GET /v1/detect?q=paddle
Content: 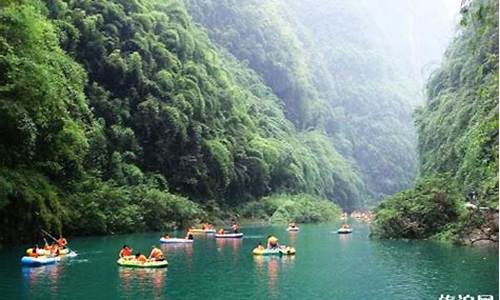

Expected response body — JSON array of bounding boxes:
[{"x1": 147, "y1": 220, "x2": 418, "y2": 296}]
[{"x1": 41, "y1": 229, "x2": 58, "y2": 243}]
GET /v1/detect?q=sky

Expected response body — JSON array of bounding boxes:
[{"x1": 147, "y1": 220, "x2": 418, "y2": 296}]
[
  {"x1": 358, "y1": 0, "x2": 462, "y2": 102},
  {"x1": 442, "y1": 0, "x2": 464, "y2": 18}
]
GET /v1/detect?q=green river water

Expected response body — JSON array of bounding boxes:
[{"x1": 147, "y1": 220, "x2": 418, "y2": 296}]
[{"x1": 0, "y1": 223, "x2": 498, "y2": 300}]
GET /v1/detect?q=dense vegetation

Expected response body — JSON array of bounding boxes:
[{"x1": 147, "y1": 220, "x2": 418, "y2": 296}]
[
  {"x1": 0, "y1": 0, "x2": 365, "y2": 243},
  {"x1": 416, "y1": 0, "x2": 499, "y2": 207},
  {"x1": 239, "y1": 193, "x2": 342, "y2": 224},
  {"x1": 3, "y1": 0, "x2": 462, "y2": 244},
  {"x1": 373, "y1": 0, "x2": 499, "y2": 244},
  {"x1": 187, "y1": 0, "x2": 418, "y2": 202},
  {"x1": 372, "y1": 175, "x2": 463, "y2": 239}
]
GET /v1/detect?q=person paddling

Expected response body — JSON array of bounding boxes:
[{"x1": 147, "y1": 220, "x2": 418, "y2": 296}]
[
  {"x1": 119, "y1": 245, "x2": 133, "y2": 258},
  {"x1": 186, "y1": 230, "x2": 194, "y2": 240},
  {"x1": 148, "y1": 246, "x2": 165, "y2": 261},
  {"x1": 256, "y1": 242, "x2": 265, "y2": 250},
  {"x1": 27, "y1": 245, "x2": 40, "y2": 258},
  {"x1": 43, "y1": 238, "x2": 50, "y2": 251},
  {"x1": 49, "y1": 242, "x2": 60, "y2": 257},
  {"x1": 57, "y1": 234, "x2": 68, "y2": 249},
  {"x1": 231, "y1": 222, "x2": 239, "y2": 233}
]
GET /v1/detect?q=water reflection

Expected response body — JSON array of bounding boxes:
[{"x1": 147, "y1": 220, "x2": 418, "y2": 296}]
[
  {"x1": 253, "y1": 255, "x2": 265, "y2": 271},
  {"x1": 217, "y1": 238, "x2": 242, "y2": 267},
  {"x1": 161, "y1": 243, "x2": 193, "y2": 254},
  {"x1": 118, "y1": 267, "x2": 167, "y2": 299},
  {"x1": 161, "y1": 242, "x2": 194, "y2": 268},
  {"x1": 22, "y1": 264, "x2": 63, "y2": 295},
  {"x1": 253, "y1": 255, "x2": 296, "y2": 298},
  {"x1": 338, "y1": 232, "x2": 351, "y2": 245},
  {"x1": 288, "y1": 231, "x2": 298, "y2": 247},
  {"x1": 216, "y1": 238, "x2": 242, "y2": 253},
  {"x1": 268, "y1": 257, "x2": 279, "y2": 297}
]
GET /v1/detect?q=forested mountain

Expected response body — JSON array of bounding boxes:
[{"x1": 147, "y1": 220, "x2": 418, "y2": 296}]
[
  {"x1": 0, "y1": 0, "x2": 455, "y2": 244},
  {"x1": 416, "y1": 0, "x2": 498, "y2": 206},
  {"x1": 187, "y1": 0, "x2": 418, "y2": 201},
  {"x1": 373, "y1": 0, "x2": 499, "y2": 244},
  {"x1": 287, "y1": 0, "x2": 419, "y2": 200},
  {"x1": 0, "y1": 0, "x2": 360, "y2": 243}
]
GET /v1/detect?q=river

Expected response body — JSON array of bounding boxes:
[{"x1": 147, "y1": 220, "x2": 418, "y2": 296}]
[{"x1": 0, "y1": 222, "x2": 498, "y2": 299}]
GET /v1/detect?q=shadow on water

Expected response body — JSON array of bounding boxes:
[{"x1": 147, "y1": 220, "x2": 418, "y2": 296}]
[
  {"x1": 253, "y1": 255, "x2": 296, "y2": 299},
  {"x1": 118, "y1": 267, "x2": 167, "y2": 300}
]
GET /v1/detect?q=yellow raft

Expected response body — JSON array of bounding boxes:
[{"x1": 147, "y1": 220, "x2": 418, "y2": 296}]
[
  {"x1": 116, "y1": 258, "x2": 168, "y2": 268},
  {"x1": 252, "y1": 246, "x2": 296, "y2": 256}
]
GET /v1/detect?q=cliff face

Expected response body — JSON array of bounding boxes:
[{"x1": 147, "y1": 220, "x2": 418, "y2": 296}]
[
  {"x1": 461, "y1": 209, "x2": 498, "y2": 247},
  {"x1": 416, "y1": 0, "x2": 499, "y2": 207},
  {"x1": 373, "y1": 0, "x2": 499, "y2": 245}
]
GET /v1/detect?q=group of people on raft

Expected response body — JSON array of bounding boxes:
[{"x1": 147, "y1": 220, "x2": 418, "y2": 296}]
[
  {"x1": 122, "y1": 221, "x2": 241, "y2": 263},
  {"x1": 255, "y1": 235, "x2": 280, "y2": 250},
  {"x1": 200, "y1": 223, "x2": 215, "y2": 230},
  {"x1": 26, "y1": 221, "x2": 291, "y2": 265},
  {"x1": 122, "y1": 221, "x2": 234, "y2": 263},
  {"x1": 161, "y1": 221, "x2": 240, "y2": 241},
  {"x1": 217, "y1": 221, "x2": 239, "y2": 234},
  {"x1": 27, "y1": 235, "x2": 68, "y2": 258},
  {"x1": 119, "y1": 245, "x2": 165, "y2": 263},
  {"x1": 340, "y1": 223, "x2": 351, "y2": 230},
  {"x1": 163, "y1": 229, "x2": 195, "y2": 241},
  {"x1": 163, "y1": 222, "x2": 240, "y2": 237}
]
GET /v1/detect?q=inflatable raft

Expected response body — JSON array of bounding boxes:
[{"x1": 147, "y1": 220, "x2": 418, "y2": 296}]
[
  {"x1": 215, "y1": 233, "x2": 243, "y2": 238},
  {"x1": 21, "y1": 256, "x2": 60, "y2": 267},
  {"x1": 159, "y1": 237, "x2": 193, "y2": 243},
  {"x1": 21, "y1": 251, "x2": 77, "y2": 267},
  {"x1": 287, "y1": 227, "x2": 299, "y2": 231},
  {"x1": 116, "y1": 258, "x2": 168, "y2": 268},
  {"x1": 337, "y1": 228, "x2": 353, "y2": 234},
  {"x1": 252, "y1": 246, "x2": 296, "y2": 256}
]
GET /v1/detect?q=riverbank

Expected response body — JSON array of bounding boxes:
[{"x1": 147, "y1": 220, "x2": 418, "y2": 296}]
[
  {"x1": 0, "y1": 192, "x2": 344, "y2": 248},
  {"x1": 371, "y1": 175, "x2": 499, "y2": 248}
]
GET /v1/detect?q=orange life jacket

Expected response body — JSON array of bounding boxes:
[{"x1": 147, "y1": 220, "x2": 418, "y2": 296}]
[
  {"x1": 120, "y1": 247, "x2": 132, "y2": 257},
  {"x1": 57, "y1": 238, "x2": 67, "y2": 247},
  {"x1": 28, "y1": 249, "x2": 38, "y2": 257}
]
